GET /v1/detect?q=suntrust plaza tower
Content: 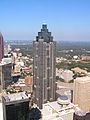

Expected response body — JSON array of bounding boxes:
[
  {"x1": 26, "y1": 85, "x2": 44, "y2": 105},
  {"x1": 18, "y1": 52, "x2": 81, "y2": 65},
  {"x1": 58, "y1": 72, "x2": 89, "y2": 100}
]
[{"x1": 33, "y1": 24, "x2": 56, "y2": 109}]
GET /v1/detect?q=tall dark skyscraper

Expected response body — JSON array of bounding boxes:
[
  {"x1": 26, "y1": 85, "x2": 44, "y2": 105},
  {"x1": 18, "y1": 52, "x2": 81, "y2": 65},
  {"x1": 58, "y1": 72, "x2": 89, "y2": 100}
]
[
  {"x1": 0, "y1": 33, "x2": 4, "y2": 62},
  {"x1": 33, "y1": 24, "x2": 56, "y2": 109}
]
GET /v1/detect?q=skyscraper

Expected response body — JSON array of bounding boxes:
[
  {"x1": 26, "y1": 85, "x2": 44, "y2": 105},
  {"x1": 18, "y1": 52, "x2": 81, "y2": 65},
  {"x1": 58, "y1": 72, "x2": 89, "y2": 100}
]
[
  {"x1": 0, "y1": 62, "x2": 12, "y2": 92},
  {"x1": 33, "y1": 24, "x2": 56, "y2": 109},
  {"x1": 0, "y1": 33, "x2": 4, "y2": 62}
]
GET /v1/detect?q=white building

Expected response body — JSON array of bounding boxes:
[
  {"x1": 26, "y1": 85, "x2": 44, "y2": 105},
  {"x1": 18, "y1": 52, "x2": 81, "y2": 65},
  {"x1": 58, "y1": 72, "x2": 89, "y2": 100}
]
[
  {"x1": 61, "y1": 70, "x2": 74, "y2": 82},
  {"x1": 56, "y1": 69, "x2": 74, "y2": 82},
  {"x1": 0, "y1": 100, "x2": 4, "y2": 120},
  {"x1": 42, "y1": 95, "x2": 76, "y2": 120},
  {"x1": 2, "y1": 58, "x2": 12, "y2": 64}
]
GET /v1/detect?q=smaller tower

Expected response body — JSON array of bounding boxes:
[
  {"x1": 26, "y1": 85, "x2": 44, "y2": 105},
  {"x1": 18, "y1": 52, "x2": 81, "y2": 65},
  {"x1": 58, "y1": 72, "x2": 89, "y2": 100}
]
[{"x1": 73, "y1": 76, "x2": 90, "y2": 112}]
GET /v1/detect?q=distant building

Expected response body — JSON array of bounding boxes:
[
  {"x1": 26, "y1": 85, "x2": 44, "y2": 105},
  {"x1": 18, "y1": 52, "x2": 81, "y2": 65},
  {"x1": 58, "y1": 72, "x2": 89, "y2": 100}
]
[
  {"x1": 25, "y1": 76, "x2": 33, "y2": 85},
  {"x1": 71, "y1": 67, "x2": 87, "y2": 75},
  {"x1": 0, "y1": 63, "x2": 12, "y2": 91},
  {"x1": 0, "y1": 33, "x2": 4, "y2": 62},
  {"x1": 11, "y1": 78, "x2": 33, "y2": 93},
  {"x1": 61, "y1": 70, "x2": 74, "y2": 82},
  {"x1": 33, "y1": 24, "x2": 56, "y2": 109},
  {"x1": 81, "y1": 56, "x2": 90, "y2": 61},
  {"x1": 14, "y1": 64, "x2": 21, "y2": 73},
  {"x1": 4, "y1": 44, "x2": 11, "y2": 56},
  {"x1": 73, "y1": 76, "x2": 90, "y2": 112},
  {"x1": 56, "y1": 69, "x2": 74, "y2": 82},
  {"x1": 22, "y1": 67, "x2": 32, "y2": 74},
  {"x1": 73, "y1": 56, "x2": 79, "y2": 60},
  {"x1": 56, "y1": 68, "x2": 63, "y2": 77}
]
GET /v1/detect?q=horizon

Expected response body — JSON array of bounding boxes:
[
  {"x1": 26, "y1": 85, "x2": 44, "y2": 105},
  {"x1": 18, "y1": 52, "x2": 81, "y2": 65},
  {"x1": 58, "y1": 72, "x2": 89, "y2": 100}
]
[
  {"x1": 4, "y1": 39, "x2": 90, "y2": 43},
  {"x1": 0, "y1": 0, "x2": 90, "y2": 41}
]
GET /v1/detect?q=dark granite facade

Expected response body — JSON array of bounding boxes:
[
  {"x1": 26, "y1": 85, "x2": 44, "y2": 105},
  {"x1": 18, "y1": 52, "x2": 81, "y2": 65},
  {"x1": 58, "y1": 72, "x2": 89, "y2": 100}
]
[{"x1": 33, "y1": 24, "x2": 56, "y2": 109}]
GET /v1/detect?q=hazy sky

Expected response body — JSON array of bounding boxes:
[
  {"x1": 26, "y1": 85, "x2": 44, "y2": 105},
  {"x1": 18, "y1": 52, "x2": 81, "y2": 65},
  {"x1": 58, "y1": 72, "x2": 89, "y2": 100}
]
[{"x1": 0, "y1": 0, "x2": 90, "y2": 41}]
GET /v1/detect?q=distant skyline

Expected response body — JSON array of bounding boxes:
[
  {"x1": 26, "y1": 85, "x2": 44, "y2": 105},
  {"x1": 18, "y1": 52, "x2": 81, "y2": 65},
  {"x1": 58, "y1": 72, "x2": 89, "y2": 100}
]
[{"x1": 0, "y1": 0, "x2": 90, "y2": 41}]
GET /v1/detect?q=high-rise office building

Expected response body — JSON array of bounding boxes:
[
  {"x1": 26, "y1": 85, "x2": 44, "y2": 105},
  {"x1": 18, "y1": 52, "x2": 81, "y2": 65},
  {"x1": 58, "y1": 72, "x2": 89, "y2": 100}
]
[
  {"x1": 73, "y1": 76, "x2": 90, "y2": 112},
  {"x1": 0, "y1": 92, "x2": 30, "y2": 120},
  {"x1": 0, "y1": 62, "x2": 12, "y2": 91},
  {"x1": 33, "y1": 24, "x2": 56, "y2": 109},
  {"x1": 0, "y1": 33, "x2": 4, "y2": 62}
]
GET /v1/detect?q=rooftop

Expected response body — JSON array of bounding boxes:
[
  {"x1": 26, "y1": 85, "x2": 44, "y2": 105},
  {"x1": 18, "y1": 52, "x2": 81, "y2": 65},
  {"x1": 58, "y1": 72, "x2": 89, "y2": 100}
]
[
  {"x1": 59, "y1": 95, "x2": 68, "y2": 100},
  {"x1": 42, "y1": 101, "x2": 76, "y2": 120},
  {"x1": 75, "y1": 76, "x2": 90, "y2": 83},
  {"x1": 36, "y1": 24, "x2": 53, "y2": 43},
  {"x1": 0, "y1": 62, "x2": 11, "y2": 66},
  {"x1": 43, "y1": 101, "x2": 75, "y2": 113},
  {"x1": 3, "y1": 92, "x2": 29, "y2": 105},
  {"x1": 71, "y1": 67, "x2": 87, "y2": 74}
]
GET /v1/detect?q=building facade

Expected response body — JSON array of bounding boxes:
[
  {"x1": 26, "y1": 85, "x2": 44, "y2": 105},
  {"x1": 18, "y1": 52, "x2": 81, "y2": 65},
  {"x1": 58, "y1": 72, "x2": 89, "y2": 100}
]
[
  {"x1": 0, "y1": 92, "x2": 30, "y2": 120},
  {"x1": 73, "y1": 76, "x2": 90, "y2": 112},
  {"x1": 0, "y1": 63, "x2": 12, "y2": 91},
  {"x1": 0, "y1": 33, "x2": 4, "y2": 62},
  {"x1": 33, "y1": 24, "x2": 56, "y2": 108}
]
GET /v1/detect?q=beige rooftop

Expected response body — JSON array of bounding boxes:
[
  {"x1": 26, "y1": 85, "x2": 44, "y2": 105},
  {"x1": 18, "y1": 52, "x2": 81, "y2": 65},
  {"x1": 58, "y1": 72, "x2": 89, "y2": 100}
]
[
  {"x1": 71, "y1": 67, "x2": 87, "y2": 74},
  {"x1": 75, "y1": 76, "x2": 90, "y2": 83}
]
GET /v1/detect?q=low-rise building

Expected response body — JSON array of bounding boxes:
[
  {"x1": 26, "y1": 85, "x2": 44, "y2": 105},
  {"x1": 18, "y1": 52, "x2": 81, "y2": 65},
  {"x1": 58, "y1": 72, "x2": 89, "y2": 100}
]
[
  {"x1": 11, "y1": 78, "x2": 33, "y2": 93},
  {"x1": 61, "y1": 70, "x2": 74, "y2": 82},
  {"x1": 71, "y1": 67, "x2": 87, "y2": 75},
  {"x1": 42, "y1": 96, "x2": 76, "y2": 120},
  {"x1": 25, "y1": 76, "x2": 33, "y2": 85},
  {"x1": 81, "y1": 56, "x2": 90, "y2": 61},
  {"x1": 56, "y1": 69, "x2": 74, "y2": 82}
]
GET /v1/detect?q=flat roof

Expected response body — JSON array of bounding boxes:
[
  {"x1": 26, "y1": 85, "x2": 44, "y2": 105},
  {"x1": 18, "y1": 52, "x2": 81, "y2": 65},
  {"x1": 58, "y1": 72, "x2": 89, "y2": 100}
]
[
  {"x1": 43, "y1": 101, "x2": 74, "y2": 113},
  {"x1": 3, "y1": 92, "x2": 29, "y2": 105},
  {"x1": 75, "y1": 76, "x2": 90, "y2": 83}
]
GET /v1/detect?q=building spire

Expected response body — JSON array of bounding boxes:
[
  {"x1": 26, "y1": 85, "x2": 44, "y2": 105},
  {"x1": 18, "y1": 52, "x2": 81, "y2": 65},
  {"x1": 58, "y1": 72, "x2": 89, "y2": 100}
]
[
  {"x1": 36, "y1": 24, "x2": 53, "y2": 43},
  {"x1": 42, "y1": 24, "x2": 47, "y2": 30}
]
